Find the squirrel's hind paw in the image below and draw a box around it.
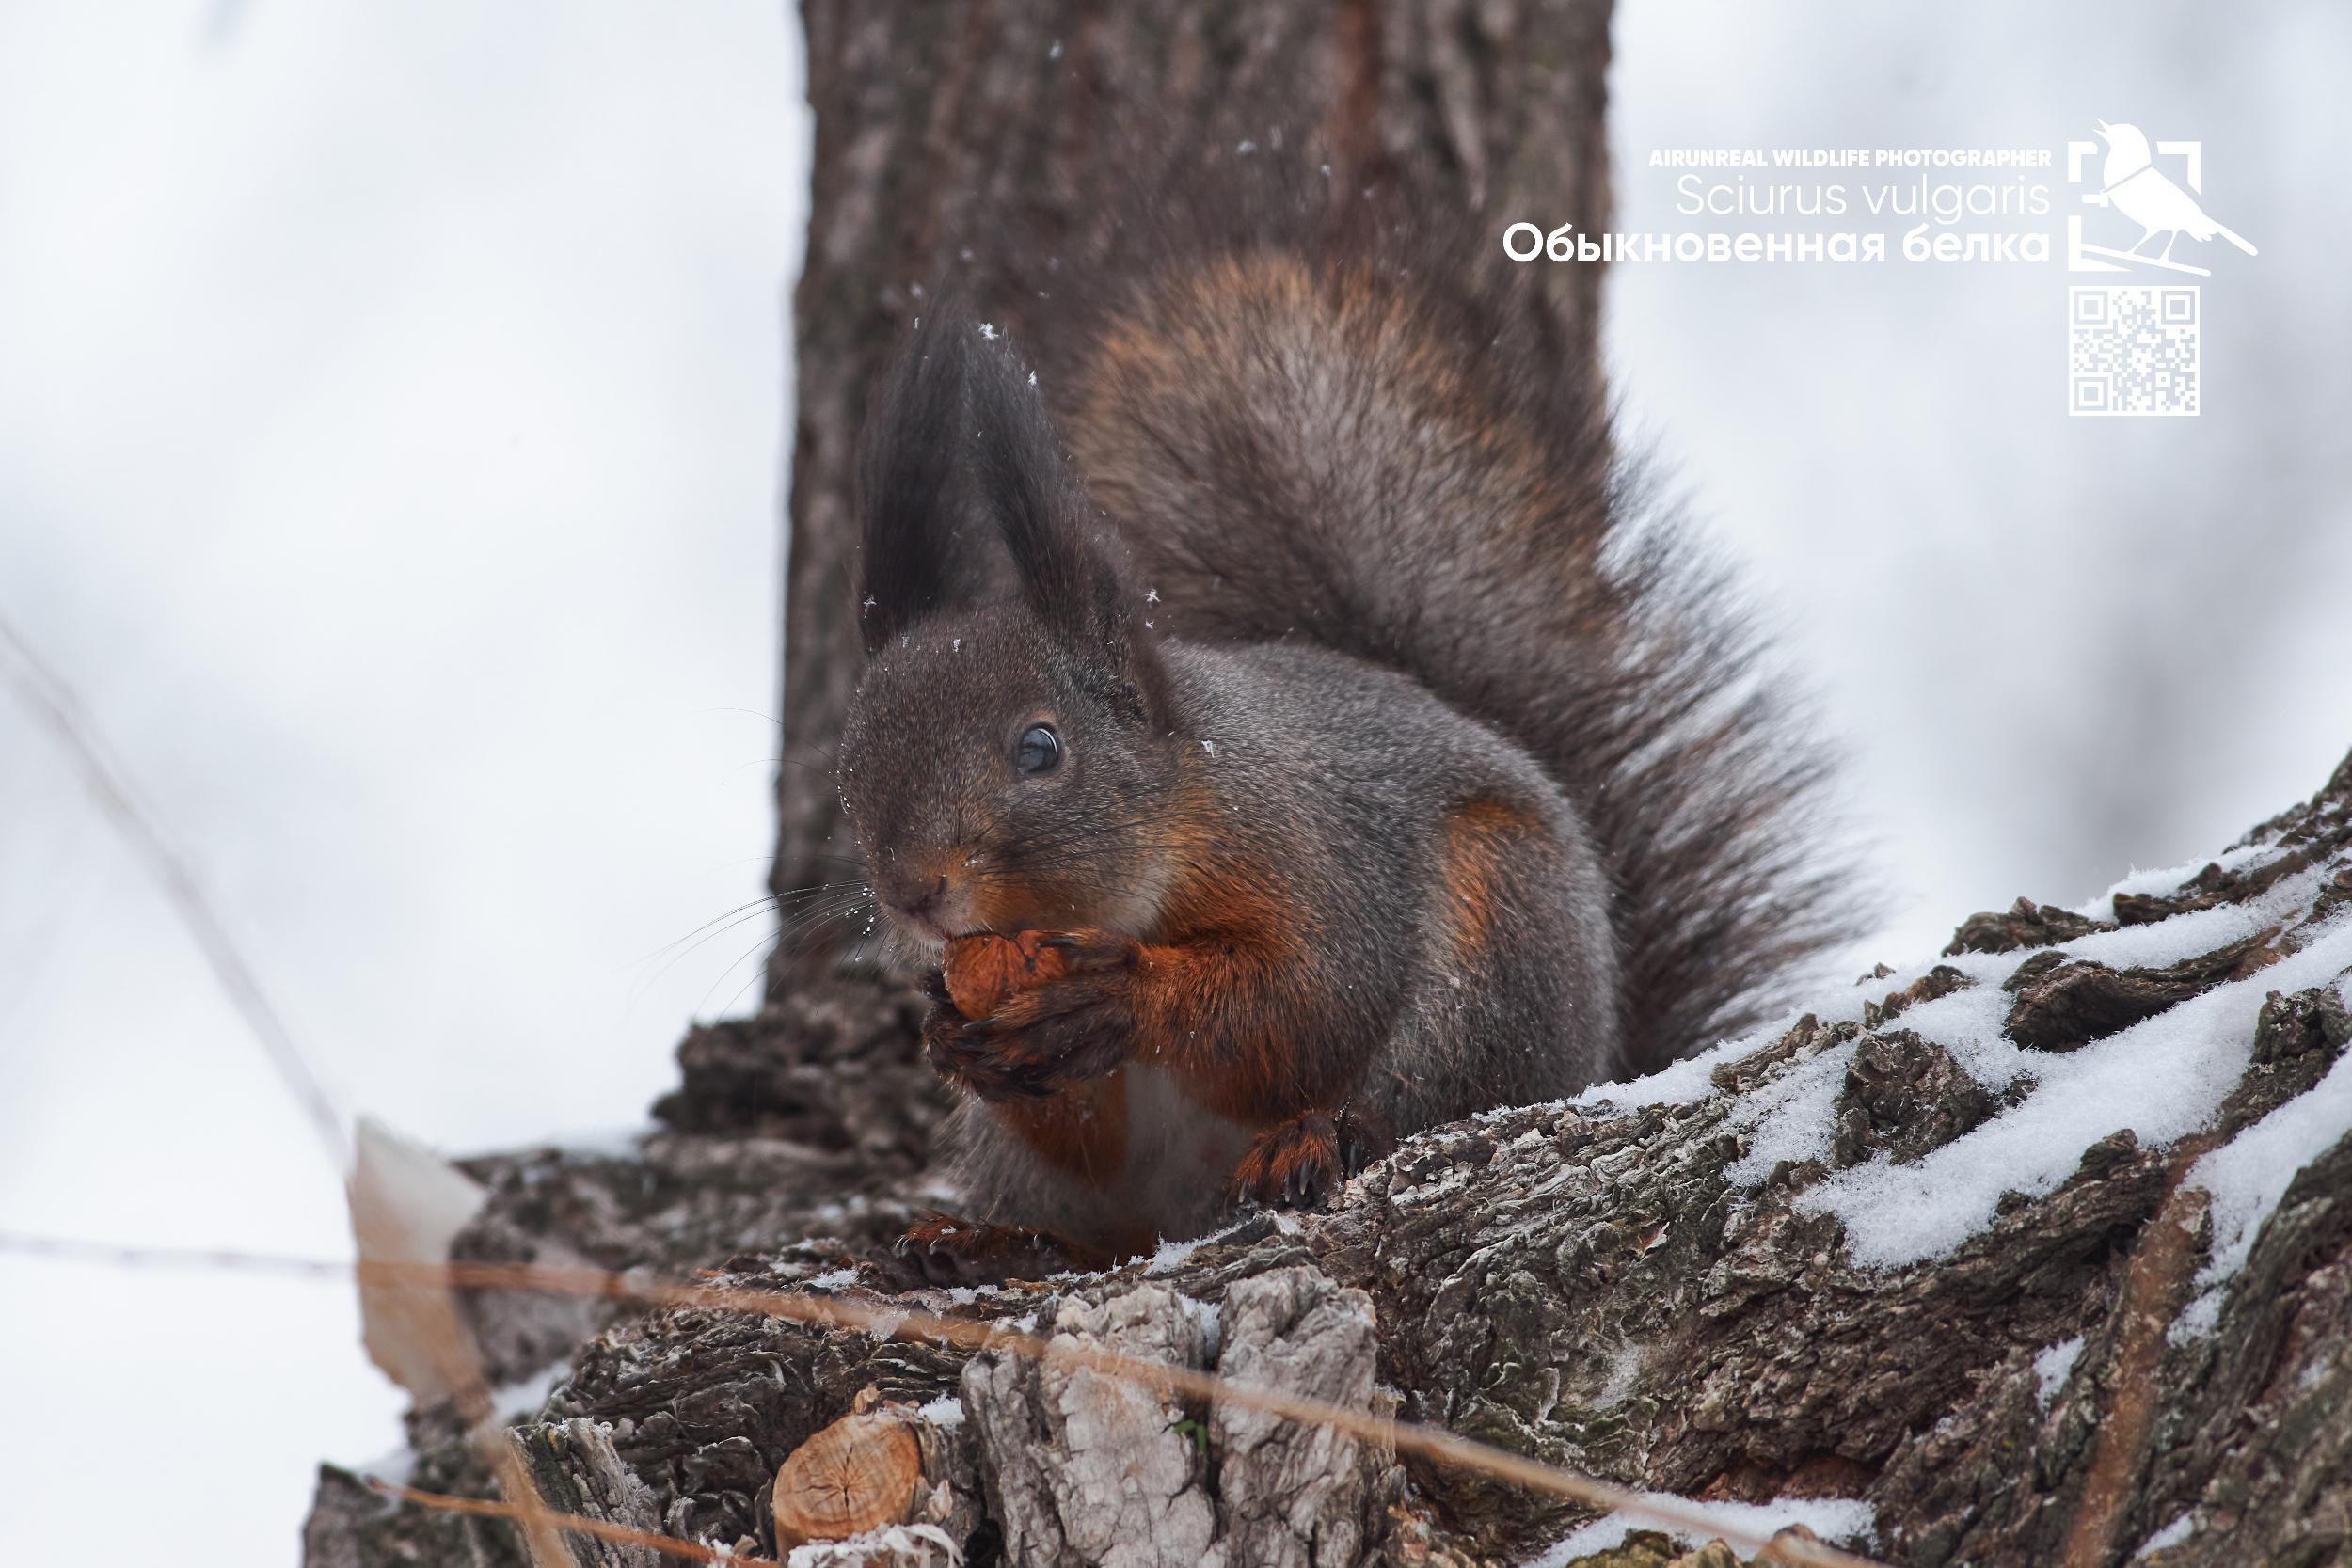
[1229,1106,1395,1212]
[1228,1112,1328,1210]
[891,1213,1108,1287]
[1231,1113,1340,1209]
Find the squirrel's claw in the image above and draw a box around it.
[893,1212,1109,1287]
[922,999,1059,1101]
[1229,1105,1393,1212]
[1033,929,1141,974]
[1230,1111,1344,1210]
[918,928,1140,1101]
[920,946,1137,1101]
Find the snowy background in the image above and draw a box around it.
[1,3,2346,1562]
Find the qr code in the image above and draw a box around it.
[2069,286,2200,416]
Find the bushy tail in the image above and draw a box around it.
[1030,156,1856,1069]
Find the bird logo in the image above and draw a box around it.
[2070,121,2256,275]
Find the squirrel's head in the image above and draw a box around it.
[837,317,1178,951]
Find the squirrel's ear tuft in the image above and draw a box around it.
[966,329,1165,715]
[853,314,979,656]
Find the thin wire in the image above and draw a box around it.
[0,1231,1889,1568]
[0,610,350,1169]
[0,613,580,1558]
[369,1482,781,1566]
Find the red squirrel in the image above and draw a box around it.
[834,174,1848,1276]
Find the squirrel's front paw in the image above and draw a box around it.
[1229,1106,1393,1210]
[923,932,1138,1101]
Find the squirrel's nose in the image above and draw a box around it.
[898,874,946,918]
[885,870,960,934]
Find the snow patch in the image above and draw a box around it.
[2176,971,2352,1337]
[2135,1511,2196,1557]
[1176,1292,1223,1359]
[1724,1035,1858,1185]
[2057,895,2278,973]
[2033,1336,2083,1410]
[787,1523,962,1568]
[1593,1341,1646,1410]
[2170,1290,2222,1342]
[1885,968,2033,1089]
[1145,1234,1206,1275]
[1571,1026,1770,1110]
[1143,1214,1266,1275]
[1520,1493,1875,1566]
[915,1393,965,1429]
[2075,844,2279,922]
[1797,908,2352,1269]
[1541,862,2347,1289]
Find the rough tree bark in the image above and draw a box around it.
[308,749,2352,1567]
[767,0,1615,991]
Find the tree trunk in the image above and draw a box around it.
[768,0,1615,992]
[309,746,2352,1567]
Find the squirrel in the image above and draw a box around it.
[834,165,1849,1277]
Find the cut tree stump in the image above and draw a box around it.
[771,1394,925,1550]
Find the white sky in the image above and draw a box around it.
[1,4,2346,1564]
[1606,0,2352,956]
[0,4,806,1560]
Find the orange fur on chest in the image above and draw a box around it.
[1135,848,1319,1126]
[938,826,1335,1176]
[989,1074,1131,1186]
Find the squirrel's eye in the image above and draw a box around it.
[1014,723,1062,776]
